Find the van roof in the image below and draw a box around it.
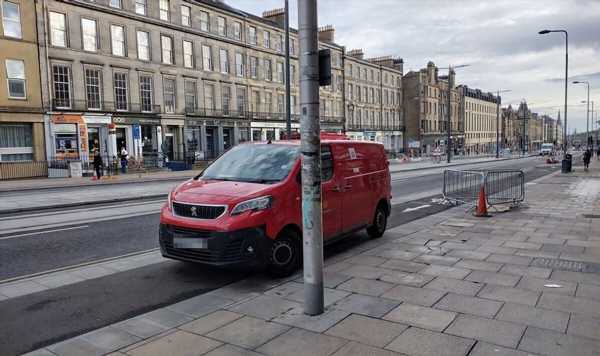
[247,140,385,147]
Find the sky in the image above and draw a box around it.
[226,0,600,133]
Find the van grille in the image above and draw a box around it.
[173,202,226,219]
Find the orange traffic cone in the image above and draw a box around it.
[474,185,491,217]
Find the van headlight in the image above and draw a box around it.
[231,196,273,215]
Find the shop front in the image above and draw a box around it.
[83,114,112,159]
[113,117,162,167]
[45,114,89,163]
[185,118,251,161]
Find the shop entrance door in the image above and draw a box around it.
[223,127,233,150]
[116,128,127,154]
[88,127,100,155]
[206,127,217,159]
[164,135,174,161]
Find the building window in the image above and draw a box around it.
[81,18,97,52]
[235,52,244,77]
[113,72,128,111]
[291,95,297,115]
[184,80,196,112]
[204,83,214,110]
[183,40,194,68]
[201,45,212,71]
[199,11,209,31]
[265,92,272,112]
[264,58,272,81]
[217,16,226,36]
[277,93,284,113]
[222,85,231,114]
[249,56,258,79]
[163,78,175,113]
[136,31,150,61]
[5,59,25,99]
[0,124,33,161]
[84,68,102,110]
[219,49,229,74]
[2,1,21,38]
[236,86,246,112]
[290,39,296,55]
[181,5,191,26]
[276,62,284,83]
[109,0,121,8]
[263,30,270,48]
[159,0,169,21]
[161,35,173,64]
[277,34,284,53]
[139,75,153,112]
[110,25,126,57]
[135,0,146,15]
[248,26,257,45]
[252,90,261,112]
[49,12,66,47]
[232,22,242,40]
[52,64,71,108]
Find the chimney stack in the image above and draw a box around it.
[347,49,364,60]
[318,25,335,43]
[262,8,285,27]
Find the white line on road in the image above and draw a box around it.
[402,205,431,213]
[0,225,89,240]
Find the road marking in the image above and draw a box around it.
[0,210,161,236]
[402,205,431,213]
[0,248,160,285]
[0,225,89,240]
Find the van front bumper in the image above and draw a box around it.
[159,224,271,267]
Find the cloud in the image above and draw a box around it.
[225,0,600,132]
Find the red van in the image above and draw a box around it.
[159,139,391,277]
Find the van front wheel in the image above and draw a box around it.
[367,205,387,239]
[266,230,301,278]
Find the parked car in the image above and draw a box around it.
[540,143,554,155]
[159,138,392,277]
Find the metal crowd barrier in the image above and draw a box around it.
[443,169,525,207]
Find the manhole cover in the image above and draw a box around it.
[532,258,600,273]
[583,214,600,219]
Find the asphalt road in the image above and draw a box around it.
[0,156,559,355]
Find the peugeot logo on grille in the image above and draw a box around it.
[190,206,198,217]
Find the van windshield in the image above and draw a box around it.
[201,144,299,184]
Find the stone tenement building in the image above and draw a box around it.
[343,49,404,152]
[0,0,46,179]
[27,0,404,169]
[403,61,462,155]
[460,86,500,154]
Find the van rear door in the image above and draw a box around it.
[321,145,343,239]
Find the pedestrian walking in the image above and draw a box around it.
[596,146,600,160]
[120,147,129,174]
[583,148,592,171]
[93,150,104,179]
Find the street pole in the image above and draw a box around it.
[284,0,292,138]
[447,67,452,164]
[496,91,500,158]
[298,0,324,316]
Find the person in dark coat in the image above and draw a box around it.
[93,150,104,179]
[583,149,592,171]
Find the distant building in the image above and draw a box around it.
[403,61,462,156]
[459,86,500,154]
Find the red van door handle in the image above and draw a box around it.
[331,185,343,192]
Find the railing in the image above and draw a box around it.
[0,161,48,180]
[443,169,525,208]
[346,123,403,131]
[52,100,161,114]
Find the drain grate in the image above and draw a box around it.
[532,258,600,273]
[583,214,600,219]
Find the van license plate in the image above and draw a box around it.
[173,238,208,249]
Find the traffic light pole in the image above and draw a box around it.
[298,0,324,316]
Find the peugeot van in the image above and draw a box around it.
[159,138,391,277]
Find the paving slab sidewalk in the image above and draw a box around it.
[23,161,600,356]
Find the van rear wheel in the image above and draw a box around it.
[367,204,387,239]
[267,229,301,278]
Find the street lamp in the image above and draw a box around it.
[496,89,512,158]
[574,81,590,147]
[582,99,595,150]
[439,64,469,163]
[539,29,569,170]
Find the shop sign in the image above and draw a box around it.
[408,140,421,148]
[113,117,160,125]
